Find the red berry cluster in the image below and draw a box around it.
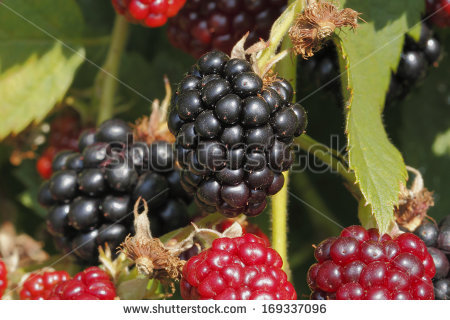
[216,219,270,247]
[308,226,435,300]
[426,0,450,27]
[36,110,83,179]
[0,260,7,298]
[112,0,186,28]
[20,267,116,300]
[20,270,70,300]
[181,234,296,300]
[167,0,287,58]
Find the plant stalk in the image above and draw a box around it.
[97,15,129,125]
[294,134,363,201]
[269,0,304,277]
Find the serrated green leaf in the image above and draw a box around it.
[335,0,423,234]
[0,0,85,140]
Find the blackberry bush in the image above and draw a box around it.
[308,226,435,300]
[180,233,296,300]
[413,215,450,299]
[169,50,307,217]
[112,0,186,28]
[38,118,192,263]
[167,0,287,58]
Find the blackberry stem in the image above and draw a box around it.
[269,0,304,279]
[96,15,129,125]
[295,134,361,197]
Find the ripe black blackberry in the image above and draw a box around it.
[413,215,450,300]
[297,24,442,106]
[169,50,307,217]
[387,23,441,104]
[38,119,192,264]
[298,42,341,103]
[167,0,287,58]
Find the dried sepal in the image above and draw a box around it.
[98,244,131,284]
[394,166,435,232]
[133,76,175,144]
[289,0,360,58]
[0,222,49,273]
[118,198,184,296]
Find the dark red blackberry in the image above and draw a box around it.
[167,0,287,58]
[0,259,7,298]
[308,226,435,300]
[426,0,450,27]
[38,118,192,264]
[414,215,450,299]
[111,0,186,28]
[170,51,307,217]
[36,109,83,179]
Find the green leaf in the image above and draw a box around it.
[334,0,423,233]
[0,0,85,140]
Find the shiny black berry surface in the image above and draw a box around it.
[38,119,193,264]
[414,215,450,300]
[170,51,307,217]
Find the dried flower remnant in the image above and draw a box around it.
[133,76,175,144]
[289,0,360,58]
[118,197,184,295]
[395,166,435,232]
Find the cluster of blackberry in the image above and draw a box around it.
[167,0,287,58]
[387,24,441,103]
[298,24,441,106]
[38,119,191,263]
[413,215,450,299]
[168,51,307,217]
[308,226,435,300]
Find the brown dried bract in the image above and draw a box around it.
[118,198,184,296]
[289,0,360,58]
[0,222,49,272]
[133,76,175,145]
[394,166,435,232]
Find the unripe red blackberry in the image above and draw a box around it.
[181,233,296,300]
[48,267,116,300]
[308,226,435,300]
[20,270,70,300]
[170,51,307,217]
[0,259,7,298]
[38,118,192,263]
[112,0,186,28]
[36,109,83,179]
[167,0,287,58]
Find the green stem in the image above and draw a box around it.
[271,171,290,275]
[269,0,303,278]
[295,134,361,197]
[257,0,304,72]
[96,15,129,125]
